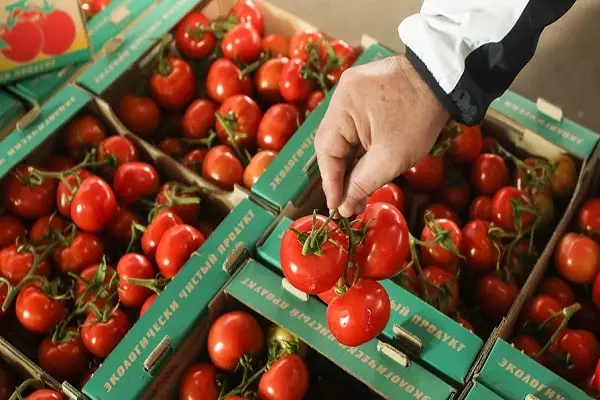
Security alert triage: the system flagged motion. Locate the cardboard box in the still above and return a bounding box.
[460,381,506,400]
[0,0,91,84]
[0,89,25,141]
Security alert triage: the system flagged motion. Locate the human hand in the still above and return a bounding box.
[314,54,449,217]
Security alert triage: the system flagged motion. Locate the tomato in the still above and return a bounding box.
[207,311,264,371]
[550,154,577,198]
[155,225,205,278]
[206,58,253,103]
[16,284,68,334]
[572,302,600,337]
[258,354,309,400]
[448,124,482,164]
[174,11,216,59]
[507,239,538,285]
[180,363,218,400]
[155,183,202,225]
[202,145,244,190]
[53,231,104,274]
[579,198,600,240]
[456,316,474,332]
[257,103,300,151]
[39,9,75,55]
[142,211,183,258]
[512,335,542,358]
[403,155,444,193]
[364,183,403,212]
[243,150,277,189]
[475,275,518,319]
[320,39,357,85]
[105,206,141,246]
[514,157,550,193]
[327,280,390,346]
[24,389,65,400]
[0,363,12,400]
[85,0,111,16]
[266,325,307,358]
[216,95,262,149]
[75,263,117,311]
[262,33,289,57]
[255,57,288,103]
[470,153,508,194]
[150,57,195,110]
[117,253,155,308]
[182,99,217,139]
[469,195,492,221]
[38,332,89,382]
[43,155,76,172]
[221,25,261,63]
[3,165,56,219]
[289,29,324,61]
[549,329,600,381]
[422,266,459,312]
[0,18,42,62]
[279,59,315,103]
[538,277,575,307]
[0,214,26,248]
[230,0,264,35]
[460,220,498,274]
[423,203,461,227]
[71,176,117,232]
[433,170,471,212]
[112,162,160,205]
[556,232,600,284]
[140,294,158,317]
[182,149,209,175]
[65,115,107,160]
[81,309,131,358]
[118,95,160,136]
[197,221,217,239]
[490,186,534,233]
[318,266,357,305]
[98,136,139,170]
[421,218,462,266]
[306,90,325,112]
[0,245,51,285]
[157,138,186,159]
[523,294,564,334]
[56,169,94,219]
[280,214,348,294]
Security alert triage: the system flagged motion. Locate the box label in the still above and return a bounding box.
[464,382,505,400]
[478,339,591,400]
[83,199,274,400]
[226,260,455,400]
[0,90,24,131]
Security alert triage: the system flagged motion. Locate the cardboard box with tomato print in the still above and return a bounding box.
[0,89,25,141]
[0,0,91,84]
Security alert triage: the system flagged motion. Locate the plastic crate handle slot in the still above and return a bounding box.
[302,154,319,177]
[16,104,41,131]
[222,243,248,274]
[536,98,563,122]
[103,36,125,55]
[143,336,172,374]
[392,324,423,353]
[281,278,309,302]
[525,394,540,400]
[376,341,410,368]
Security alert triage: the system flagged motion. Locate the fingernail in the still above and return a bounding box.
[338,202,354,218]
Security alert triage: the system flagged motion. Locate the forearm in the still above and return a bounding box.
[399,0,576,125]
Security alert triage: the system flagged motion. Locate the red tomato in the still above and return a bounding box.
[174,11,216,59]
[257,103,301,151]
[180,363,218,400]
[460,220,498,274]
[206,58,253,103]
[306,90,325,112]
[579,198,600,241]
[150,57,195,110]
[262,33,289,57]
[140,294,158,317]
[327,280,390,346]
[105,206,142,246]
[182,149,209,175]
[155,183,202,225]
[98,136,139,170]
[112,162,160,205]
[481,137,497,152]
[279,58,315,103]
[117,253,155,308]
[255,57,288,103]
[469,195,492,221]
[56,169,94,219]
[490,187,534,233]
[258,354,309,400]
[318,267,357,305]
[0,214,26,248]
[3,165,56,219]
[53,231,104,274]
[448,124,482,164]
[320,39,357,85]
[16,284,68,333]
[475,275,518,319]
[456,316,474,332]
[157,138,185,159]
[471,153,508,194]
[38,9,75,55]
[549,329,600,381]
[0,17,42,62]
[0,245,51,285]
[221,25,261,63]
[0,363,13,400]
[366,183,404,212]
[403,155,444,193]
[142,211,183,258]
[243,150,277,189]
[207,311,264,371]
[118,95,160,136]
[423,203,461,227]
[572,302,600,337]
[289,29,324,61]
[523,295,564,334]
[550,154,577,198]
[38,332,89,382]
[507,240,538,285]
[182,99,217,139]
[71,176,117,232]
[65,115,107,160]
[75,263,117,311]
[43,155,76,172]
[230,0,264,35]
[197,221,217,239]
[280,214,348,294]
[512,335,542,358]
[202,145,244,190]
[155,225,205,278]
[24,389,65,400]
[216,95,262,149]
[81,309,131,358]
[538,277,575,307]
[421,218,462,266]
[433,171,471,212]
[422,266,459,311]
[556,232,600,284]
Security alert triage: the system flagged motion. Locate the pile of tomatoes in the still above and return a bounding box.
[116,0,358,191]
[280,120,578,347]
[508,197,600,397]
[0,113,216,388]
[0,361,65,400]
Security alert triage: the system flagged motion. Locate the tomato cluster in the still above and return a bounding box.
[0,114,214,388]
[79,0,111,18]
[116,0,358,191]
[0,361,65,400]
[507,197,600,396]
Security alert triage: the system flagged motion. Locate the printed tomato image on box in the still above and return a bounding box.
[0,0,90,84]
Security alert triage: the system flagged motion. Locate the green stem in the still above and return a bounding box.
[8,378,42,400]
[215,112,250,167]
[408,235,430,303]
[535,302,581,360]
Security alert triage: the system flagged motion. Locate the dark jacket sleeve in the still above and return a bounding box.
[399,0,576,125]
